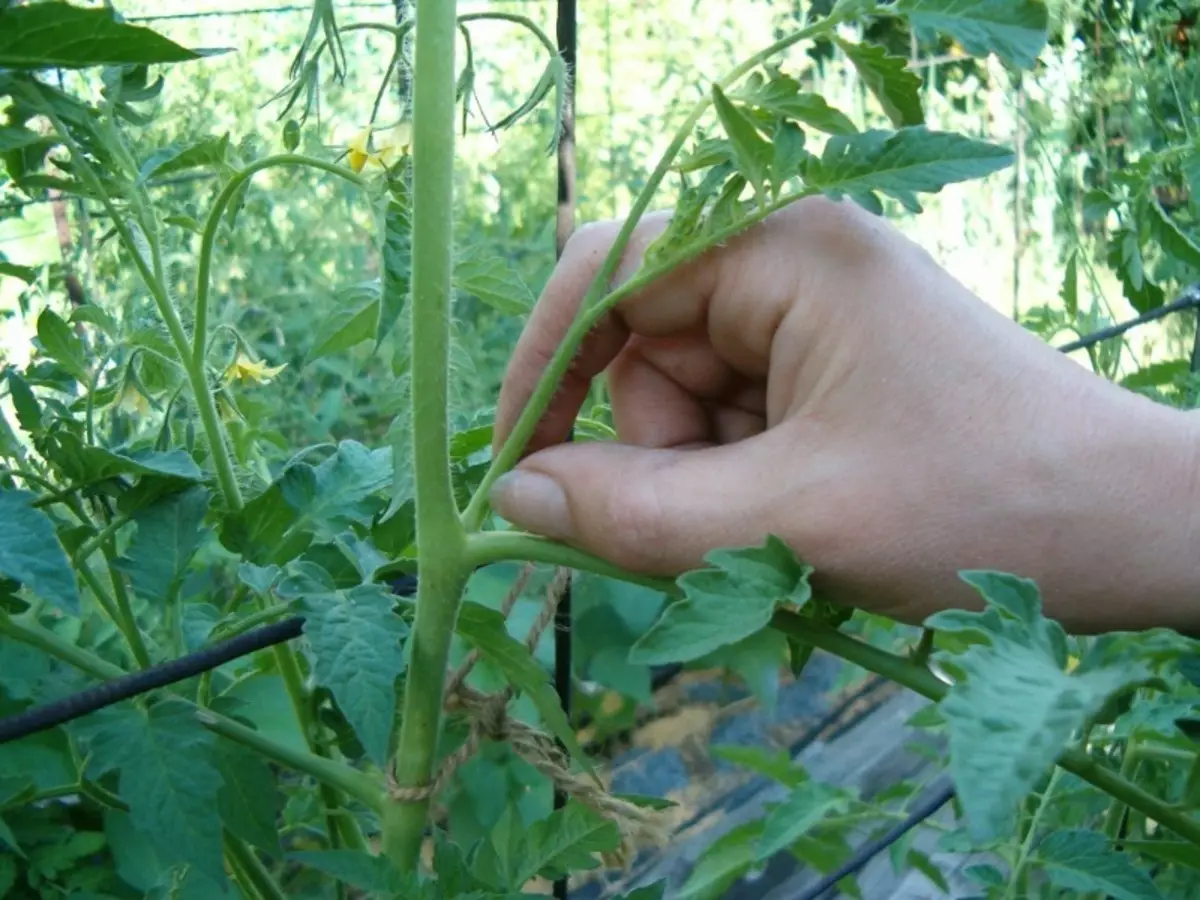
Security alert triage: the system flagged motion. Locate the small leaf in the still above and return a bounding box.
[453,253,535,316]
[0,489,80,614]
[455,601,592,772]
[1035,830,1165,900]
[729,70,858,135]
[895,0,1050,70]
[377,183,412,347]
[712,83,772,201]
[516,802,622,885]
[36,307,88,383]
[756,781,849,859]
[1147,200,1200,271]
[711,745,807,787]
[629,534,812,665]
[138,135,231,183]
[678,820,763,900]
[73,700,226,889]
[279,573,409,766]
[0,2,211,68]
[1060,249,1078,318]
[834,39,924,128]
[771,120,808,190]
[0,126,43,153]
[307,288,379,363]
[804,127,1014,208]
[5,372,41,433]
[282,120,301,152]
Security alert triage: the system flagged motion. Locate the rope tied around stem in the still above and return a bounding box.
[387,565,671,868]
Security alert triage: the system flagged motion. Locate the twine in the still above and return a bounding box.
[388,565,671,867]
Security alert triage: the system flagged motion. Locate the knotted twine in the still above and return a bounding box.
[388,565,671,868]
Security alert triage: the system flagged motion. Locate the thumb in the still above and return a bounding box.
[487,436,785,576]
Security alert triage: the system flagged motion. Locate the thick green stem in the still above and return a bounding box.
[384,0,469,874]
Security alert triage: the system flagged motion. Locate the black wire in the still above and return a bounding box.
[1054,282,1200,353]
[792,777,957,900]
[0,616,304,744]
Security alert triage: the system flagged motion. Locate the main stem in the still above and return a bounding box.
[383,0,469,874]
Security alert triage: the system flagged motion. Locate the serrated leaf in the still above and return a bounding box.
[453,253,535,316]
[5,372,41,433]
[36,307,88,383]
[834,39,923,127]
[712,83,772,201]
[41,433,202,487]
[1148,200,1200,271]
[629,535,812,665]
[756,781,849,859]
[0,489,80,614]
[454,601,592,773]
[804,127,1013,209]
[1035,830,1165,900]
[515,802,622,885]
[932,592,1154,841]
[730,70,858,135]
[138,135,231,183]
[215,740,282,857]
[771,120,808,190]
[73,700,226,889]
[114,486,209,606]
[0,2,210,68]
[278,573,408,766]
[896,0,1050,70]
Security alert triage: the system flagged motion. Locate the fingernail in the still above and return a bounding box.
[490,471,575,540]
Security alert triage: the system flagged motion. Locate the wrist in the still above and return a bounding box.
[1036,384,1200,635]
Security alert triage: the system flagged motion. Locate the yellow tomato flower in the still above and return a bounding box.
[346,123,412,173]
[114,380,150,416]
[223,352,286,386]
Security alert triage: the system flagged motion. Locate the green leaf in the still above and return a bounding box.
[696,627,789,712]
[895,0,1050,69]
[454,601,592,773]
[1121,839,1200,872]
[756,781,849,859]
[0,126,43,153]
[453,252,536,316]
[278,570,408,766]
[1060,248,1078,318]
[41,433,203,487]
[804,127,1014,211]
[0,2,208,68]
[5,372,41,433]
[73,700,226,889]
[771,120,809,190]
[928,573,1155,842]
[1148,201,1200,271]
[729,69,858,135]
[514,801,621,885]
[282,120,301,152]
[115,486,209,607]
[0,489,80,614]
[0,260,38,283]
[36,307,88,383]
[377,183,412,347]
[629,535,812,665]
[308,288,380,362]
[1035,830,1165,900]
[712,83,772,201]
[290,850,408,893]
[138,135,231,183]
[678,820,763,900]
[711,745,807,788]
[834,39,923,128]
[215,740,283,858]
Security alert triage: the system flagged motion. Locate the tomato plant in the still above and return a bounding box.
[1,1,1199,898]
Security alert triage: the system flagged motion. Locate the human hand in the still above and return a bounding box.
[490,197,1200,633]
